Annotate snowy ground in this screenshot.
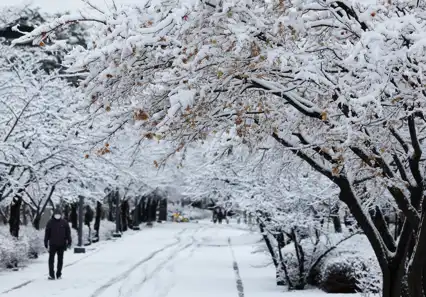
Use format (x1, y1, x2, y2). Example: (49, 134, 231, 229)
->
(0, 222, 359, 297)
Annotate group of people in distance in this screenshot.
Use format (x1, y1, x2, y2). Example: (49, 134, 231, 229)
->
(212, 206, 234, 224)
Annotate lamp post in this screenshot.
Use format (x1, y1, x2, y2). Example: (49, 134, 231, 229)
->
(74, 195, 86, 253)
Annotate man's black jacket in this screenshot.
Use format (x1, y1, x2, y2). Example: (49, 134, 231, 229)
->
(44, 218, 72, 248)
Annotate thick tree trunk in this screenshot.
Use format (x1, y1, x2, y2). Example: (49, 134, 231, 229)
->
(382, 262, 407, 297)
(406, 214, 426, 297)
(9, 196, 22, 238)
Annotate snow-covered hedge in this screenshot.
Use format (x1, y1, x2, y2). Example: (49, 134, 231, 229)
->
(0, 220, 116, 270)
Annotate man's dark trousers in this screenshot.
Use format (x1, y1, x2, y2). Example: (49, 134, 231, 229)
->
(49, 245, 65, 278)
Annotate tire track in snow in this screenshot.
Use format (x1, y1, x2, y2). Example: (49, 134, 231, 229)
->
(228, 237, 245, 297)
(119, 226, 203, 297)
(90, 228, 189, 297)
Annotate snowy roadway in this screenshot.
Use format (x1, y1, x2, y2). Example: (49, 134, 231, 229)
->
(0, 222, 285, 297)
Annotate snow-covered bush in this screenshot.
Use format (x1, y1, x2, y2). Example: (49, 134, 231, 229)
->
(279, 232, 380, 294)
(0, 227, 31, 269)
(97, 220, 116, 241)
(319, 253, 380, 294)
(19, 226, 45, 259)
(317, 235, 381, 294)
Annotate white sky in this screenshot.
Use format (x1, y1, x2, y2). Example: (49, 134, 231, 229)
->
(1, 0, 140, 14)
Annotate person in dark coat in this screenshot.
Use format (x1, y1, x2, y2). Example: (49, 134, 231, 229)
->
(44, 208, 72, 280)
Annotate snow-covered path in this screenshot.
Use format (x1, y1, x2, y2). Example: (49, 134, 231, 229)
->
(0, 222, 279, 297)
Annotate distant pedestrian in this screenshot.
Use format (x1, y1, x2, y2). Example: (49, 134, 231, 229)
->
(44, 208, 72, 280)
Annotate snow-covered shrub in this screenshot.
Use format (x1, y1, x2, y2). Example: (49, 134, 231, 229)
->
(319, 254, 380, 293)
(319, 255, 361, 293)
(0, 227, 30, 269)
(20, 226, 44, 259)
(279, 232, 381, 293)
(98, 220, 116, 240)
(317, 235, 381, 294)
(353, 256, 381, 294)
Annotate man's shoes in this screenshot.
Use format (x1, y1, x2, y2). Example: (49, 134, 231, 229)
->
(56, 274, 62, 279)
(48, 276, 55, 280)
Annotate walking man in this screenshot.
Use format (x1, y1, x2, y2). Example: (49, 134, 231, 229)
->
(44, 208, 72, 280)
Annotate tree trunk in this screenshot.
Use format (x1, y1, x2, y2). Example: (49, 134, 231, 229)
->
(331, 203, 342, 233)
(108, 194, 114, 222)
(0, 207, 8, 224)
(115, 190, 121, 233)
(64, 203, 70, 222)
(71, 202, 78, 230)
(140, 197, 147, 222)
(77, 196, 84, 247)
(150, 198, 158, 222)
(9, 196, 22, 238)
(382, 262, 407, 297)
(22, 204, 28, 225)
(395, 212, 404, 240)
(292, 228, 306, 290)
(33, 213, 41, 230)
(158, 198, 167, 221)
(93, 201, 102, 242)
(276, 232, 292, 287)
(133, 197, 140, 226)
(121, 200, 129, 232)
(258, 220, 284, 286)
(146, 198, 152, 223)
